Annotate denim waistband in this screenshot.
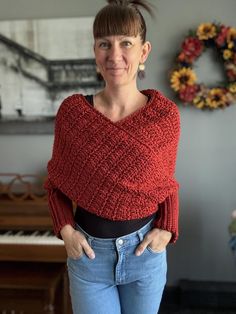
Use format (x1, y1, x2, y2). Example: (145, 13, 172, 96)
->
(75, 218, 154, 249)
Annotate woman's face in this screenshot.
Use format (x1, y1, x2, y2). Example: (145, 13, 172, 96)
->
(94, 34, 151, 87)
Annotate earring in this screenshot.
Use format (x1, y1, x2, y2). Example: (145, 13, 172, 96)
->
(138, 63, 146, 80)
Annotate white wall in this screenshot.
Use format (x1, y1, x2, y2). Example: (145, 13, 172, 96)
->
(0, 0, 236, 285)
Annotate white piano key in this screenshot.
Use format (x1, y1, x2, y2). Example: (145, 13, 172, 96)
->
(0, 230, 64, 245)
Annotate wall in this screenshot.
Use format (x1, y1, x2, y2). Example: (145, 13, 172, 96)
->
(0, 0, 236, 285)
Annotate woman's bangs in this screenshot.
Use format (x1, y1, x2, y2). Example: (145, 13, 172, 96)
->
(93, 8, 140, 38)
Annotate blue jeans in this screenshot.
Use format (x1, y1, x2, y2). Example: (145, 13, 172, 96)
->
(67, 219, 167, 314)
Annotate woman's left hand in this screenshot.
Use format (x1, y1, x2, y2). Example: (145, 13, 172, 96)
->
(135, 228, 172, 256)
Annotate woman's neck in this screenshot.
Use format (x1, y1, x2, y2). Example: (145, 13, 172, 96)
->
(96, 84, 146, 113)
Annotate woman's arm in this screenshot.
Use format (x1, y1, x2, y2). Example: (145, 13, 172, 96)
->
(153, 191, 179, 243)
(135, 192, 178, 256)
(44, 179, 75, 238)
(44, 180, 95, 259)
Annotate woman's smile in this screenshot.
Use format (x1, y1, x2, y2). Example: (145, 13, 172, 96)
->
(93, 34, 150, 85)
(106, 67, 127, 74)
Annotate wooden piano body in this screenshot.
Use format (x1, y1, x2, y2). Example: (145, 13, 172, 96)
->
(0, 173, 72, 314)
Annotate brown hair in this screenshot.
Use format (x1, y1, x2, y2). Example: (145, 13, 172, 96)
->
(93, 0, 155, 43)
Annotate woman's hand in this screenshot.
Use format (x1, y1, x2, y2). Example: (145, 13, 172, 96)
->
(135, 228, 172, 256)
(60, 224, 95, 259)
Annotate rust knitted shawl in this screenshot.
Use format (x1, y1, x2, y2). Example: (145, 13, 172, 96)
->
(45, 89, 180, 223)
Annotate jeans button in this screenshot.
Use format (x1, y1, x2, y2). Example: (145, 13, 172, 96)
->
(118, 239, 124, 245)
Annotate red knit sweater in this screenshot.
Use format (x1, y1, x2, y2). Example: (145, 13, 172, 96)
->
(44, 89, 180, 242)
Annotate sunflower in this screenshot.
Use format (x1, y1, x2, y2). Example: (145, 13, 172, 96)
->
(170, 67, 197, 92)
(193, 96, 206, 109)
(170, 22, 236, 110)
(227, 27, 236, 49)
(223, 49, 233, 60)
(206, 88, 228, 108)
(229, 83, 236, 94)
(197, 23, 217, 40)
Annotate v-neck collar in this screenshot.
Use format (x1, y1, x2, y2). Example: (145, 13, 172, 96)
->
(81, 89, 157, 126)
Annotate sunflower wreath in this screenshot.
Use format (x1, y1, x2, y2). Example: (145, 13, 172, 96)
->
(170, 22, 236, 109)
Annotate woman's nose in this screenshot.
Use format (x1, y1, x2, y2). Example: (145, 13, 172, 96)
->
(108, 45, 122, 62)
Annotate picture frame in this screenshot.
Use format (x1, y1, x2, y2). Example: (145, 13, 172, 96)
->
(0, 17, 103, 134)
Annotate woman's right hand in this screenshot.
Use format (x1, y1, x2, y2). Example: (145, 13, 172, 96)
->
(60, 224, 95, 260)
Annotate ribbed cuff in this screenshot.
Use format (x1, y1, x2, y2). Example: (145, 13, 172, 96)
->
(153, 191, 179, 243)
(44, 179, 75, 238)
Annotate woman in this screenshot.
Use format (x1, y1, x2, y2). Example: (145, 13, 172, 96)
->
(44, 1, 180, 313)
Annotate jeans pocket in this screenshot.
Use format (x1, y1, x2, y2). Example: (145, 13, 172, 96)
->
(67, 251, 85, 263)
(146, 246, 166, 255)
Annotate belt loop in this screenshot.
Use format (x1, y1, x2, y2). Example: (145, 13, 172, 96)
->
(137, 218, 153, 242)
(86, 235, 93, 246)
(137, 230, 144, 242)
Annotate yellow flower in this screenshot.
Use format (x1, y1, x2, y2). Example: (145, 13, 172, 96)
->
(206, 88, 227, 108)
(197, 23, 217, 40)
(193, 96, 206, 109)
(227, 27, 236, 49)
(223, 49, 233, 60)
(229, 83, 236, 94)
(170, 68, 197, 92)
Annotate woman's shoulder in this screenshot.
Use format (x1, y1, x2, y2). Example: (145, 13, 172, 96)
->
(145, 89, 180, 139)
(143, 88, 180, 118)
(56, 93, 85, 116)
(60, 93, 85, 108)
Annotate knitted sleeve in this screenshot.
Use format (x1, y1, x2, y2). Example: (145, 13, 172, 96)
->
(152, 99, 181, 243)
(44, 96, 76, 238)
(153, 191, 179, 243)
(44, 179, 75, 238)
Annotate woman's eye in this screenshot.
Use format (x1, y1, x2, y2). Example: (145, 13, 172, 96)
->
(99, 42, 109, 48)
(122, 41, 132, 47)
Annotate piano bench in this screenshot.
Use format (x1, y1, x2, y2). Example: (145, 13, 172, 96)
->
(0, 262, 68, 314)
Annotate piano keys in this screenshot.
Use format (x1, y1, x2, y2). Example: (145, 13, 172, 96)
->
(0, 229, 67, 262)
(0, 229, 64, 245)
(0, 173, 72, 313)
(0, 173, 68, 261)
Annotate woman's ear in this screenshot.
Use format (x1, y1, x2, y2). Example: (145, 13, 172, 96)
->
(140, 41, 152, 63)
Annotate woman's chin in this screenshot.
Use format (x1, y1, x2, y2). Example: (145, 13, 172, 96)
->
(103, 74, 134, 87)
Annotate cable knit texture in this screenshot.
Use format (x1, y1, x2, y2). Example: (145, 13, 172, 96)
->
(44, 89, 180, 242)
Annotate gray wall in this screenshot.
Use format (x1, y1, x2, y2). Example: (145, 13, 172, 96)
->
(0, 0, 236, 285)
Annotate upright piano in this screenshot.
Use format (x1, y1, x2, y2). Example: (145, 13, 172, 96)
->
(0, 173, 72, 313)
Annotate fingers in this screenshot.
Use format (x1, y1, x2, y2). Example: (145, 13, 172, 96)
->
(135, 232, 152, 256)
(68, 246, 83, 259)
(135, 228, 171, 256)
(79, 237, 95, 259)
(66, 230, 95, 260)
